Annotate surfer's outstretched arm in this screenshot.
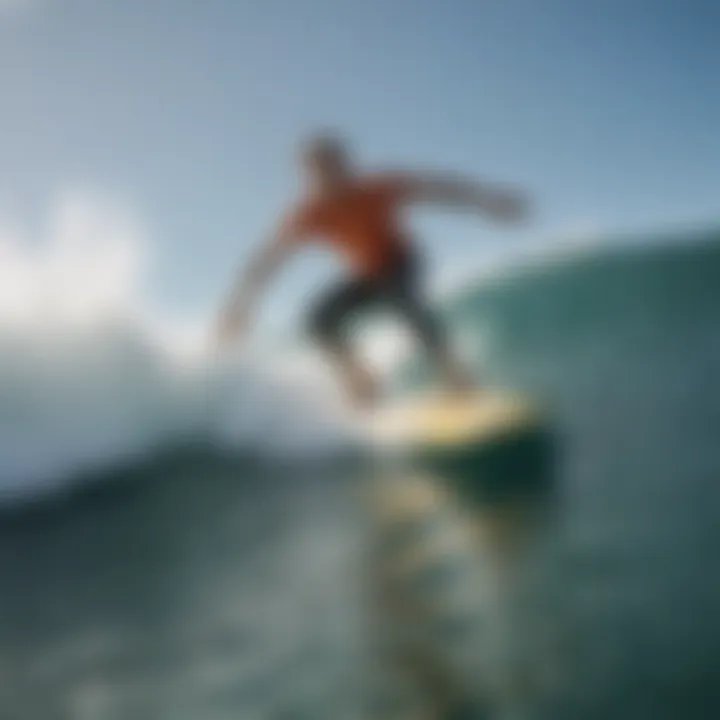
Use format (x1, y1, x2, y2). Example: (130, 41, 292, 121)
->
(397, 171, 529, 223)
(215, 229, 296, 345)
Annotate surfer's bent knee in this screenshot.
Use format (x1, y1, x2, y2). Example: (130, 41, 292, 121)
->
(401, 297, 447, 356)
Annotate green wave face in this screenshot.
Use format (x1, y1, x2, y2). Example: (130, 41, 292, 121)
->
(399, 228, 720, 396)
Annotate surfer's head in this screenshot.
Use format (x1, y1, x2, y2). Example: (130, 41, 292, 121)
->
(300, 132, 353, 192)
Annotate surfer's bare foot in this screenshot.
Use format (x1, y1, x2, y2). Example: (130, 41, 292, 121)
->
(446, 377, 476, 404)
(347, 373, 380, 410)
(439, 357, 476, 397)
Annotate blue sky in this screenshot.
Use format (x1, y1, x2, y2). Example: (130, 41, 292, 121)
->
(0, 0, 718, 321)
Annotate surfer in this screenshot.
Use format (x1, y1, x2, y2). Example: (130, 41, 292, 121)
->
(215, 134, 528, 408)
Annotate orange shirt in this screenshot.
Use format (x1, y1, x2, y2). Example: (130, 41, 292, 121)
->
(283, 173, 411, 277)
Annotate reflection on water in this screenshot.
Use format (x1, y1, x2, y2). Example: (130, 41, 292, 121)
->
(364, 418, 561, 719)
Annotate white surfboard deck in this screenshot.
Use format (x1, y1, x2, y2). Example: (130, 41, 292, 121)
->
(364, 390, 541, 450)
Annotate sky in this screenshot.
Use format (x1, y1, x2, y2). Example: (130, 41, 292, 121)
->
(0, 0, 718, 329)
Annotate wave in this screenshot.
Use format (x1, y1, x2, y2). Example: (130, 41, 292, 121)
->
(400, 224, 720, 390)
(1, 207, 719, 503)
(0, 314, 360, 501)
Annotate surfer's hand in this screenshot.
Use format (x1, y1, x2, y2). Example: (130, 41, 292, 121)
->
(480, 188, 529, 224)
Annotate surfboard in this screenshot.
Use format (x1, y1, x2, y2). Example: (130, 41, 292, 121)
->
(369, 390, 556, 503)
(371, 391, 538, 445)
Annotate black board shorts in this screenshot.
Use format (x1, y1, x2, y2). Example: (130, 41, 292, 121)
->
(307, 249, 446, 354)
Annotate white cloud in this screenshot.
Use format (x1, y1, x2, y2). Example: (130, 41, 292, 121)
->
(0, 190, 148, 327)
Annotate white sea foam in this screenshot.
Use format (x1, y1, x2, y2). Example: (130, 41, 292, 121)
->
(0, 192, 354, 500)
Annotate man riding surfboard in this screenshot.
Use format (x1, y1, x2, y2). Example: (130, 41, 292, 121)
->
(215, 134, 528, 408)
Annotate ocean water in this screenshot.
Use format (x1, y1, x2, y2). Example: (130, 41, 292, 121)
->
(2, 229, 720, 719)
